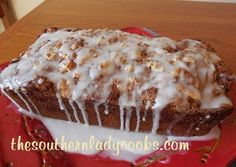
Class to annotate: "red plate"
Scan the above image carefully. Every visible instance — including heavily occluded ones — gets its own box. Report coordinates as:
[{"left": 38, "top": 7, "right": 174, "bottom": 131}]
[{"left": 0, "top": 28, "right": 235, "bottom": 167}]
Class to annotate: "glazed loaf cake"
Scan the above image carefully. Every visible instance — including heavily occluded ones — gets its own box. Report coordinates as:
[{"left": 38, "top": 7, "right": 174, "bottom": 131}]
[{"left": 0, "top": 28, "right": 233, "bottom": 136}]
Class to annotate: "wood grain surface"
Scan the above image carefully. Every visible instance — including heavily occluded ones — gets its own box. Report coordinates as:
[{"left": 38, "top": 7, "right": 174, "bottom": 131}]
[{"left": 0, "top": 0, "right": 235, "bottom": 72}]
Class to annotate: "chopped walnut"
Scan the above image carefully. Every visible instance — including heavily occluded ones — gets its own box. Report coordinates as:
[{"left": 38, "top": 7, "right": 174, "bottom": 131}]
[
  {"left": 138, "top": 42, "right": 149, "bottom": 49},
  {"left": 100, "top": 61, "right": 111, "bottom": 69},
  {"left": 71, "top": 53, "right": 77, "bottom": 60},
  {"left": 79, "top": 54, "right": 91, "bottom": 65},
  {"left": 141, "top": 87, "right": 158, "bottom": 106},
  {"left": 183, "top": 56, "right": 195, "bottom": 64},
  {"left": 177, "top": 84, "right": 185, "bottom": 91},
  {"left": 44, "top": 27, "right": 58, "bottom": 33},
  {"left": 147, "top": 61, "right": 164, "bottom": 72},
  {"left": 128, "top": 77, "right": 137, "bottom": 83},
  {"left": 89, "top": 48, "right": 98, "bottom": 58},
  {"left": 59, "top": 79, "right": 71, "bottom": 98},
  {"left": 73, "top": 72, "right": 81, "bottom": 83},
  {"left": 164, "top": 46, "right": 177, "bottom": 53},
  {"left": 127, "top": 77, "right": 136, "bottom": 99},
  {"left": 59, "top": 60, "right": 76, "bottom": 73},
  {"left": 96, "top": 36, "right": 107, "bottom": 46},
  {"left": 193, "top": 79, "right": 200, "bottom": 89},
  {"left": 59, "top": 52, "right": 68, "bottom": 59},
  {"left": 70, "top": 43, "right": 78, "bottom": 50},
  {"left": 70, "top": 39, "right": 84, "bottom": 50},
  {"left": 120, "top": 43, "right": 128, "bottom": 48},
  {"left": 173, "top": 55, "right": 182, "bottom": 62},
  {"left": 185, "top": 90, "right": 200, "bottom": 100},
  {"left": 66, "top": 60, "right": 76, "bottom": 70},
  {"left": 78, "top": 48, "right": 98, "bottom": 65},
  {"left": 119, "top": 55, "right": 128, "bottom": 64},
  {"left": 45, "top": 52, "right": 57, "bottom": 61},
  {"left": 178, "top": 84, "right": 200, "bottom": 100},
  {"left": 125, "top": 64, "right": 134, "bottom": 72},
  {"left": 136, "top": 49, "right": 148, "bottom": 61},
  {"left": 108, "top": 35, "right": 119, "bottom": 44},
  {"left": 171, "top": 68, "right": 181, "bottom": 78},
  {"left": 55, "top": 41, "right": 62, "bottom": 49}
]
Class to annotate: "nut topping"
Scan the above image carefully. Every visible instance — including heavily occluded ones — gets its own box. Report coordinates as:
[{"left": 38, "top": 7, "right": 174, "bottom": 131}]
[
  {"left": 136, "top": 49, "right": 148, "bottom": 62},
  {"left": 71, "top": 53, "right": 77, "bottom": 60},
  {"left": 59, "top": 79, "right": 71, "bottom": 98},
  {"left": 173, "top": 55, "right": 182, "bottom": 62},
  {"left": 45, "top": 52, "right": 57, "bottom": 61},
  {"left": 96, "top": 36, "right": 107, "bottom": 46},
  {"left": 59, "top": 60, "right": 76, "bottom": 73},
  {"left": 183, "top": 56, "right": 195, "bottom": 64},
  {"left": 125, "top": 64, "right": 134, "bottom": 72},
  {"left": 171, "top": 68, "right": 181, "bottom": 78},
  {"left": 70, "top": 39, "right": 84, "bottom": 50},
  {"left": 120, "top": 42, "right": 128, "bottom": 48},
  {"left": 147, "top": 61, "right": 164, "bottom": 72},
  {"left": 73, "top": 72, "right": 81, "bottom": 83},
  {"left": 59, "top": 52, "right": 68, "bottom": 59},
  {"left": 185, "top": 90, "right": 201, "bottom": 100},
  {"left": 100, "top": 61, "right": 111, "bottom": 69},
  {"left": 108, "top": 35, "right": 119, "bottom": 44},
  {"left": 55, "top": 41, "right": 62, "bottom": 49},
  {"left": 119, "top": 55, "right": 128, "bottom": 64}
]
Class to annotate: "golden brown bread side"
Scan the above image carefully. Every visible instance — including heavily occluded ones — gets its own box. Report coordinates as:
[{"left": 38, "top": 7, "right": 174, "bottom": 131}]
[{"left": 2, "top": 68, "right": 233, "bottom": 136}]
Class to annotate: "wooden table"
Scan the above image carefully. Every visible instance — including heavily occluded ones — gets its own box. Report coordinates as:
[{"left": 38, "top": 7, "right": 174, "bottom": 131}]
[{"left": 0, "top": 0, "right": 235, "bottom": 72}]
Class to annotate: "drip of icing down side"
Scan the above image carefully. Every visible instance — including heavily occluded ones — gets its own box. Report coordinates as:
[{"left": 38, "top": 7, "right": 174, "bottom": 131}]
[
  {"left": 75, "top": 101, "right": 89, "bottom": 125},
  {"left": 69, "top": 99, "right": 81, "bottom": 123},
  {"left": 94, "top": 102, "right": 102, "bottom": 127},
  {"left": 56, "top": 92, "right": 72, "bottom": 121}
]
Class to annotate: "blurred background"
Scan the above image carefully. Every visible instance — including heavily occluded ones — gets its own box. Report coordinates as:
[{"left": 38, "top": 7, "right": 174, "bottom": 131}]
[
  {"left": 0, "top": 0, "right": 236, "bottom": 34},
  {"left": 0, "top": 0, "right": 44, "bottom": 33}
]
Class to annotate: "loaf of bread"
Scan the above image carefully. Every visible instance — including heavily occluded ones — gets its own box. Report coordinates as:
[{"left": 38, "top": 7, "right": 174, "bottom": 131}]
[{"left": 0, "top": 28, "right": 233, "bottom": 136}]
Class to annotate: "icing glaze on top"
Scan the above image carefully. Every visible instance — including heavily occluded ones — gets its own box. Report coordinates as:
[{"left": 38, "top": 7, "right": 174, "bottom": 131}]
[{"left": 0, "top": 28, "right": 232, "bottom": 133}]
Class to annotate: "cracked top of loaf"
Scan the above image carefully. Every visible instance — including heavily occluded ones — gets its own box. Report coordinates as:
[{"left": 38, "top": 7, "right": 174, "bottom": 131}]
[{"left": 0, "top": 28, "right": 233, "bottom": 117}]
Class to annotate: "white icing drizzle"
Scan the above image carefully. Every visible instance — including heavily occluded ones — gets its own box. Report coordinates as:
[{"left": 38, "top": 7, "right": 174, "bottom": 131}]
[
  {"left": 94, "top": 103, "right": 102, "bottom": 127},
  {"left": 0, "top": 28, "right": 233, "bottom": 135},
  {"left": 15, "top": 89, "right": 34, "bottom": 113},
  {"left": 0, "top": 88, "right": 22, "bottom": 109},
  {"left": 125, "top": 107, "right": 132, "bottom": 131},
  {"left": 135, "top": 105, "right": 141, "bottom": 132},
  {"left": 145, "top": 101, "right": 151, "bottom": 110},
  {"left": 55, "top": 92, "right": 72, "bottom": 121},
  {"left": 152, "top": 85, "right": 177, "bottom": 134},
  {"left": 201, "top": 83, "right": 232, "bottom": 108},
  {"left": 119, "top": 105, "right": 125, "bottom": 130},
  {"left": 69, "top": 99, "right": 81, "bottom": 123},
  {"left": 142, "top": 110, "right": 147, "bottom": 122},
  {"left": 75, "top": 101, "right": 89, "bottom": 125}
]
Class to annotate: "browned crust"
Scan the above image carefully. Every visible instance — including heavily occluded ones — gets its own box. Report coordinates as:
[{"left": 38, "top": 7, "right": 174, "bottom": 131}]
[{"left": 2, "top": 77, "right": 233, "bottom": 136}]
